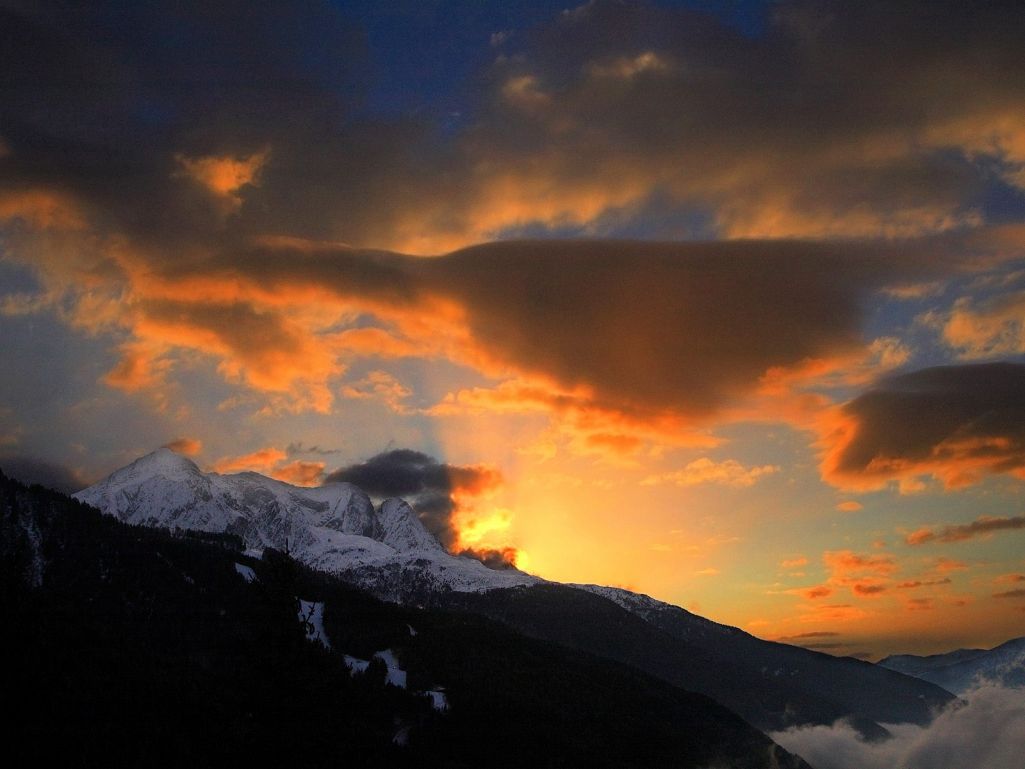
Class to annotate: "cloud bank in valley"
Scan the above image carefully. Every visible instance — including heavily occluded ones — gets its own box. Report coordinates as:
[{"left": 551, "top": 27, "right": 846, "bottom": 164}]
[{"left": 772, "top": 685, "right": 1025, "bottom": 769}]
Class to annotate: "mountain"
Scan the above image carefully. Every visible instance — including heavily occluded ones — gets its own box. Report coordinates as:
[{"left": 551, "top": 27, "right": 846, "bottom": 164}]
[
  {"left": 73, "top": 448, "right": 538, "bottom": 600},
  {"left": 879, "top": 637, "right": 1025, "bottom": 693},
  {"left": 3, "top": 470, "right": 812, "bottom": 769},
  {"left": 439, "top": 583, "right": 955, "bottom": 737},
  {"left": 73, "top": 450, "right": 956, "bottom": 736}
]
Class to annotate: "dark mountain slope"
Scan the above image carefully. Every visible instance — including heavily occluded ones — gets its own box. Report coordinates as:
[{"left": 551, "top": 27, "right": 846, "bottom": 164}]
[
  {"left": 440, "top": 584, "right": 955, "bottom": 736},
  {"left": 1, "top": 472, "right": 811, "bottom": 769}
]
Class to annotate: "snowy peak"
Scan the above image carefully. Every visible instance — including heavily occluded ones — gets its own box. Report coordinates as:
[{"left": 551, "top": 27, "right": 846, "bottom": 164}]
[
  {"left": 75, "top": 457, "right": 430, "bottom": 553},
  {"left": 310, "top": 482, "right": 381, "bottom": 539},
  {"left": 118, "top": 447, "right": 204, "bottom": 481},
  {"left": 73, "top": 450, "right": 539, "bottom": 598},
  {"left": 378, "top": 498, "right": 443, "bottom": 553},
  {"left": 75, "top": 448, "right": 226, "bottom": 532}
]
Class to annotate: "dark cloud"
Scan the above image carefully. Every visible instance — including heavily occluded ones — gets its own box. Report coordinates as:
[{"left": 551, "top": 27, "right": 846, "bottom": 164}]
[
  {"left": 0, "top": 0, "right": 390, "bottom": 247},
  {"left": 853, "top": 584, "right": 886, "bottom": 596},
  {"left": 801, "top": 643, "right": 846, "bottom": 650},
  {"left": 4, "top": 0, "right": 1025, "bottom": 256},
  {"left": 444, "top": 0, "right": 1025, "bottom": 243},
  {"left": 827, "top": 363, "right": 1025, "bottom": 489},
  {"left": 0, "top": 455, "right": 86, "bottom": 494},
  {"left": 778, "top": 632, "right": 841, "bottom": 641},
  {"left": 162, "top": 234, "right": 981, "bottom": 422},
  {"left": 325, "top": 449, "right": 501, "bottom": 549},
  {"left": 896, "top": 578, "right": 952, "bottom": 588},
  {"left": 777, "top": 631, "right": 848, "bottom": 652},
  {"left": 327, "top": 449, "right": 459, "bottom": 496},
  {"left": 285, "top": 442, "right": 341, "bottom": 456},
  {"left": 907, "top": 515, "right": 1025, "bottom": 546},
  {"left": 423, "top": 238, "right": 937, "bottom": 416},
  {"left": 457, "top": 547, "right": 519, "bottom": 571},
  {"left": 993, "top": 589, "right": 1025, "bottom": 599}
]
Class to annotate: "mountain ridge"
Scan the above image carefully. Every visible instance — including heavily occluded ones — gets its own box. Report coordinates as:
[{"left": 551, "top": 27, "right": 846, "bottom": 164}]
[{"left": 879, "top": 636, "right": 1025, "bottom": 693}]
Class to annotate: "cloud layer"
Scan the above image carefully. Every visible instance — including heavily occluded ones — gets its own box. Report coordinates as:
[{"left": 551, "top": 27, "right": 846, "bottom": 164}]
[
  {"left": 772, "top": 685, "right": 1025, "bottom": 769},
  {"left": 3, "top": 0, "right": 1025, "bottom": 452}
]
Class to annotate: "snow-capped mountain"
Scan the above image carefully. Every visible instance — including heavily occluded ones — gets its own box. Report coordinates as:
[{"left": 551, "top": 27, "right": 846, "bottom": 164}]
[
  {"left": 73, "top": 448, "right": 538, "bottom": 600},
  {"left": 65, "top": 449, "right": 955, "bottom": 737},
  {"left": 879, "top": 636, "right": 1025, "bottom": 693}
]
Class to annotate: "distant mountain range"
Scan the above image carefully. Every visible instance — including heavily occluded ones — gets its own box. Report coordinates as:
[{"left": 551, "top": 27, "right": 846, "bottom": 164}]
[
  {"left": 879, "top": 637, "right": 1025, "bottom": 693},
  {"left": 67, "top": 449, "right": 956, "bottom": 739}
]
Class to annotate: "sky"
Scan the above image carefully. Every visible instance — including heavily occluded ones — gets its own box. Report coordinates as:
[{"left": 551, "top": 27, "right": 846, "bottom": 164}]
[{"left": 2, "top": 0, "right": 1025, "bottom": 658}]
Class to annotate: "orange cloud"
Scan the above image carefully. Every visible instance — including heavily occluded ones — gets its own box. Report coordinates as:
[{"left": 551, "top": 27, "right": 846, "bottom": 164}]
[
  {"left": 905, "top": 597, "right": 934, "bottom": 611},
  {"left": 836, "top": 501, "right": 863, "bottom": 512},
  {"left": 642, "top": 458, "right": 778, "bottom": 488},
  {"left": 340, "top": 370, "right": 412, "bottom": 413},
  {"left": 210, "top": 447, "right": 323, "bottom": 486},
  {"left": 790, "top": 550, "right": 902, "bottom": 604},
  {"left": 103, "top": 341, "right": 173, "bottom": 394},
  {"left": 128, "top": 299, "right": 343, "bottom": 412},
  {"left": 429, "top": 376, "right": 722, "bottom": 460},
  {"left": 798, "top": 603, "right": 868, "bottom": 624},
  {"left": 781, "top": 557, "right": 809, "bottom": 569},
  {"left": 212, "top": 447, "right": 287, "bottom": 475},
  {"left": 163, "top": 437, "right": 203, "bottom": 457},
  {"left": 175, "top": 149, "right": 269, "bottom": 211},
  {"left": 0, "top": 188, "right": 85, "bottom": 229},
  {"left": 271, "top": 460, "right": 326, "bottom": 487},
  {"left": 823, "top": 551, "right": 898, "bottom": 579},
  {"left": 995, "top": 573, "right": 1025, "bottom": 584},
  {"left": 933, "top": 557, "right": 969, "bottom": 573}
]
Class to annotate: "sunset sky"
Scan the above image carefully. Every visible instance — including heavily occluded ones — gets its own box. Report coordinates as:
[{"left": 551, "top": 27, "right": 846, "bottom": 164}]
[{"left": 3, "top": 0, "right": 1025, "bottom": 658}]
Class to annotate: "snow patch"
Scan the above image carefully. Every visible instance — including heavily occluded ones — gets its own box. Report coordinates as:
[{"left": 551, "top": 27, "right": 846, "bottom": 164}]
[
  {"left": 344, "top": 655, "right": 370, "bottom": 674},
  {"left": 234, "top": 562, "right": 257, "bottom": 583},
  {"left": 425, "top": 689, "right": 448, "bottom": 712},
  {"left": 374, "top": 649, "right": 407, "bottom": 688}
]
